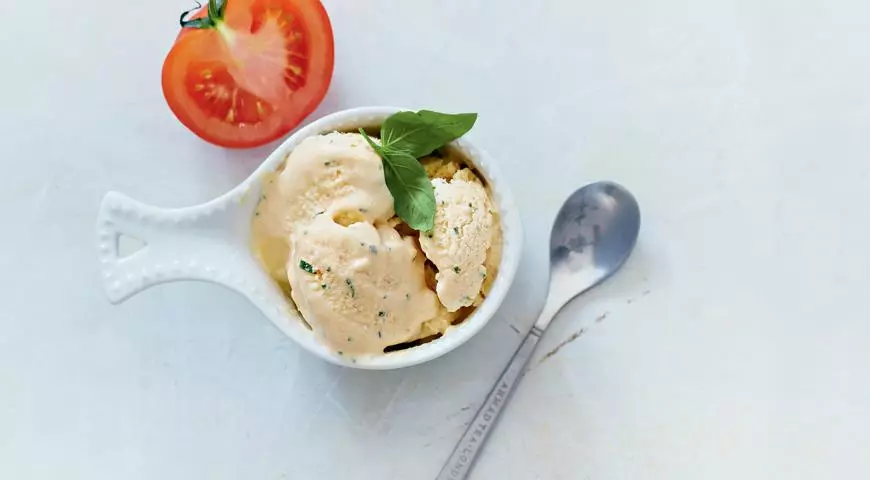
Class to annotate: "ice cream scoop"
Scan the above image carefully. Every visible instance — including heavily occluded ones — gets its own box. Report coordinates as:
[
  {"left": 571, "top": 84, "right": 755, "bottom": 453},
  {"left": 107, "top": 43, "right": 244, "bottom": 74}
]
[
  {"left": 251, "top": 132, "right": 394, "bottom": 284},
  {"left": 287, "top": 215, "right": 441, "bottom": 355},
  {"left": 419, "top": 169, "right": 494, "bottom": 312}
]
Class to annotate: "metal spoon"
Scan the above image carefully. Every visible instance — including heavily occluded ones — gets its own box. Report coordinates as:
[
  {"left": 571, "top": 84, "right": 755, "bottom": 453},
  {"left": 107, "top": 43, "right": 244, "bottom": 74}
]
[{"left": 436, "top": 181, "right": 641, "bottom": 480}]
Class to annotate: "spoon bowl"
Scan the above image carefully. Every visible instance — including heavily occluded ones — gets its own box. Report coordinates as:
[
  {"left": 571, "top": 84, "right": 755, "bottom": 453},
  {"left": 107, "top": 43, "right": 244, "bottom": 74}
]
[{"left": 540, "top": 181, "right": 641, "bottom": 330}]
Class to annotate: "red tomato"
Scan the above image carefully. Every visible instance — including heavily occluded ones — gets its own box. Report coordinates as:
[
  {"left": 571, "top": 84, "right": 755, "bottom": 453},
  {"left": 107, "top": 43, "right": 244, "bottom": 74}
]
[{"left": 162, "top": 0, "right": 334, "bottom": 148}]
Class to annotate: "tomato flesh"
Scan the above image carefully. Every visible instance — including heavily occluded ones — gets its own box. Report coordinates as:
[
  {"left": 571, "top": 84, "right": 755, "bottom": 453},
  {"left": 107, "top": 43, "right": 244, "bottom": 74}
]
[
  {"left": 162, "top": 0, "right": 334, "bottom": 148},
  {"left": 185, "top": 62, "right": 276, "bottom": 125}
]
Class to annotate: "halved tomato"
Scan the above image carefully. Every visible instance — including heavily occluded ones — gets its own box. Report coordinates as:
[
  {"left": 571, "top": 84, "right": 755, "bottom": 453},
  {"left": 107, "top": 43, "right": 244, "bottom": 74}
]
[{"left": 162, "top": 0, "right": 334, "bottom": 148}]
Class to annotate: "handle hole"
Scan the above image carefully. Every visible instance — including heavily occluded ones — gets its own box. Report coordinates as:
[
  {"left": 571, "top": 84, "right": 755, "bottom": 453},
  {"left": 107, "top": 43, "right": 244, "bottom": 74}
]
[{"left": 116, "top": 233, "right": 147, "bottom": 258}]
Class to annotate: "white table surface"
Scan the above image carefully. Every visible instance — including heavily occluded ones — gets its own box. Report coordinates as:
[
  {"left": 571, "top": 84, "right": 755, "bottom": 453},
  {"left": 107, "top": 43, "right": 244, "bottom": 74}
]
[{"left": 2, "top": 0, "right": 869, "bottom": 478}]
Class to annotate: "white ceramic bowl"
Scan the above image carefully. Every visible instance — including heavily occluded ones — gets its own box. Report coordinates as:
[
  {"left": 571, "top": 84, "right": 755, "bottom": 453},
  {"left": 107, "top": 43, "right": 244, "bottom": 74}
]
[{"left": 96, "top": 106, "right": 522, "bottom": 370}]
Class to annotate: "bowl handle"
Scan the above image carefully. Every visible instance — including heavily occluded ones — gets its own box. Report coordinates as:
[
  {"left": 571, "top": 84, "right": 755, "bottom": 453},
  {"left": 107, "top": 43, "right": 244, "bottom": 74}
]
[{"left": 95, "top": 191, "right": 254, "bottom": 304}]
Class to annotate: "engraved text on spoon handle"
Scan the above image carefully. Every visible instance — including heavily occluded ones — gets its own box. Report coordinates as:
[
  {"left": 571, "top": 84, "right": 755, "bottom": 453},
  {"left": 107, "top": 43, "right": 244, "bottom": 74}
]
[{"left": 435, "top": 327, "right": 542, "bottom": 480}]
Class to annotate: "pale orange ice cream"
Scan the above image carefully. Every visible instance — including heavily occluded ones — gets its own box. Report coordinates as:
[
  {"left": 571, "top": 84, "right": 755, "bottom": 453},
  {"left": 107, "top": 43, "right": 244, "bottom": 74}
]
[
  {"left": 251, "top": 132, "right": 393, "bottom": 287},
  {"left": 252, "top": 133, "right": 501, "bottom": 356},
  {"left": 418, "top": 169, "right": 494, "bottom": 311},
  {"left": 287, "top": 215, "right": 441, "bottom": 355}
]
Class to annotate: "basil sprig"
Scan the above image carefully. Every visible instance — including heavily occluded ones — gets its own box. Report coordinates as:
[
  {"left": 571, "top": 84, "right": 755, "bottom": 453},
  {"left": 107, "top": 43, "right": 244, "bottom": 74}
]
[{"left": 360, "top": 110, "right": 477, "bottom": 231}]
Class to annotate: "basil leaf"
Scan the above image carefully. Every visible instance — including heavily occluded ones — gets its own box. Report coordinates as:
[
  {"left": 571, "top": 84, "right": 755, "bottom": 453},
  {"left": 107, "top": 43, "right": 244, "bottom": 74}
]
[
  {"left": 381, "top": 150, "right": 436, "bottom": 231},
  {"left": 360, "top": 129, "right": 435, "bottom": 230},
  {"left": 381, "top": 110, "right": 477, "bottom": 157}
]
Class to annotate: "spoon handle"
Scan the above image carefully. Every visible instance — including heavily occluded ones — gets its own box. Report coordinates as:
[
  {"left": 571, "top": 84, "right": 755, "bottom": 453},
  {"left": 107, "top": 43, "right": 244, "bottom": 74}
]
[{"left": 435, "top": 327, "right": 543, "bottom": 480}]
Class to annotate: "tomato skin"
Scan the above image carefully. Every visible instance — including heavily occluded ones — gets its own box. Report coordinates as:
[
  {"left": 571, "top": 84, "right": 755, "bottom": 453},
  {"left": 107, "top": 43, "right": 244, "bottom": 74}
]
[{"left": 162, "top": 0, "right": 334, "bottom": 148}]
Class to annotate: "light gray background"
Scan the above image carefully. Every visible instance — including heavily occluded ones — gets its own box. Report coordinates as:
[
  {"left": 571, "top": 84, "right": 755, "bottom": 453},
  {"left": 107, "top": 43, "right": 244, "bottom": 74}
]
[{"left": 2, "top": 0, "right": 869, "bottom": 478}]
